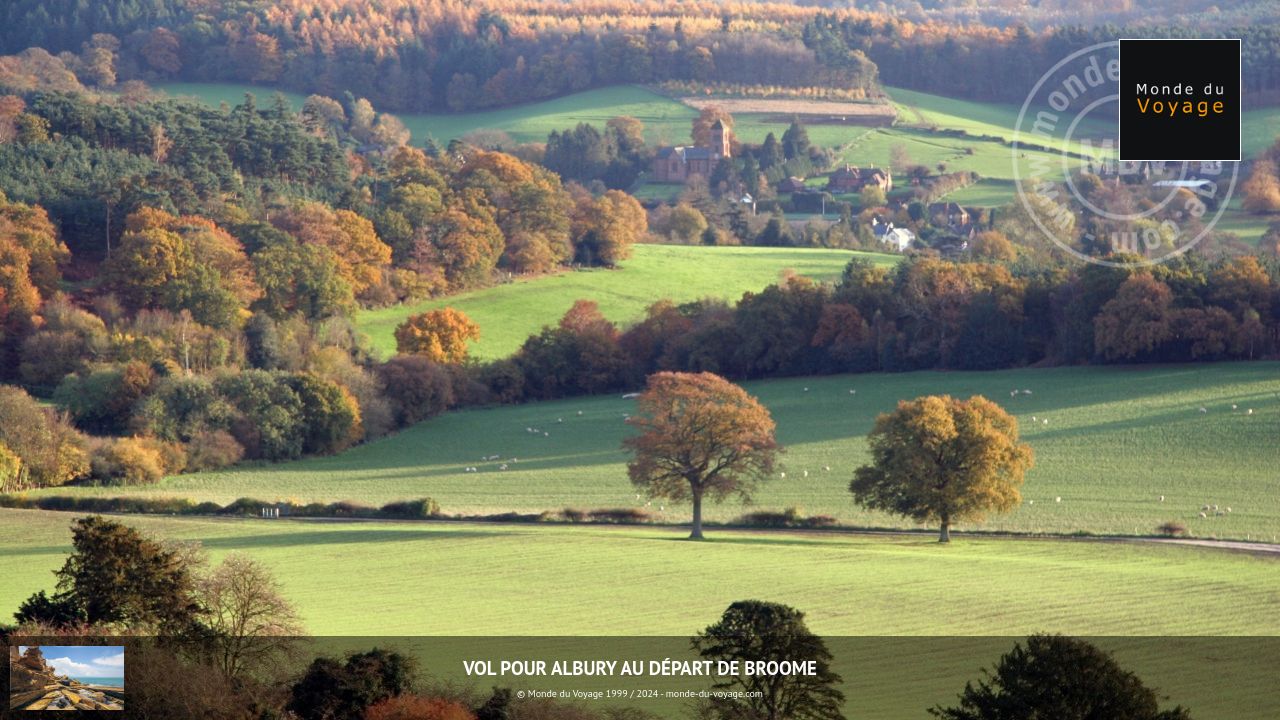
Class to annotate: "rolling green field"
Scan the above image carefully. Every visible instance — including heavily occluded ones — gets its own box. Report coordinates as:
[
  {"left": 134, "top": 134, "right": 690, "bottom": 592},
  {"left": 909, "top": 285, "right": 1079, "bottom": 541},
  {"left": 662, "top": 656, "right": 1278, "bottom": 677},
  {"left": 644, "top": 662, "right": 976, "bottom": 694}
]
[
  {"left": 24, "top": 363, "right": 1279, "bottom": 542},
  {"left": 355, "top": 245, "right": 887, "bottom": 359},
  {"left": 3, "top": 509, "right": 1277, "bottom": 637}
]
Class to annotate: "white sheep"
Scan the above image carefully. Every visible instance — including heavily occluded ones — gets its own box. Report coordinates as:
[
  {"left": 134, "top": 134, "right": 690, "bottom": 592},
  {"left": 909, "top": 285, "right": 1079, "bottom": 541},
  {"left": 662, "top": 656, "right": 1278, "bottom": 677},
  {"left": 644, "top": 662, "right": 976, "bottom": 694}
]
[
  {"left": 1027, "top": 500, "right": 1034, "bottom": 505},
  {"left": 1199, "top": 511, "right": 1208, "bottom": 518},
  {"left": 1055, "top": 497, "right": 1061, "bottom": 503},
  {"left": 557, "top": 417, "right": 563, "bottom": 423},
  {"left": 543, "top": 432, "right": 550, "bottom": 437},
  {"left": 823, "top": 466, "right": 831, "bottom": 472},
  {"left": 849, "top": 389, "right": 856, "bottom": 394},
  {"left": 779, "top": 472, "right": 786, "bottom": 478},
  {"left": 1159, "top": 495, "right": 1165, "bottom": 502},
  {"left": 1232, "top": 404, "right": 1238, "bottom": 410},
  {"left": 1199, "top": 407, "right": 1207, "bottom": 413},
  {"left": 802, "top": 470, "right": 809, "bottom": 478},
  {"left": 1247, "top": 408, "right": 1254, "bottom": 415},
  {"left": 577, "top": 410, "right": 583, "bottom": 416},
  {"left": 803, "top": 387, "right": 809, "bottom": 392},
  {"left": 1226, "top": 507, "right": 1232, "bottom": 513},
  {"left": 1042, "top": 419, "right": 1048, "bottom": 425}
]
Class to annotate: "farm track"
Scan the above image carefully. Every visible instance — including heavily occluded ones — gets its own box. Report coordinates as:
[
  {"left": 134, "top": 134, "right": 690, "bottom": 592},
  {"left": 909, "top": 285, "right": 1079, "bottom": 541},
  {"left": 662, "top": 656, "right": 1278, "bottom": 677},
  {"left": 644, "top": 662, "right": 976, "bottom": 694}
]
[{"left": 214, "top": 514, "right": 1280, "bottom": 556}]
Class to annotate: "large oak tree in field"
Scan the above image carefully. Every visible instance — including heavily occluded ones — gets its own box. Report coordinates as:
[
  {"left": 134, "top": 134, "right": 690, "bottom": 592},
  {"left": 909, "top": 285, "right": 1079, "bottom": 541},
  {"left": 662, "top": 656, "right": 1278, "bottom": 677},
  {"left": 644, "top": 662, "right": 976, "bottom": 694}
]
[
  {"left": 851, "top": 395, "right": 1032, "bottom": 542},
  {"left": 623, "top": 372, "right": 779, "bottom": 540}
]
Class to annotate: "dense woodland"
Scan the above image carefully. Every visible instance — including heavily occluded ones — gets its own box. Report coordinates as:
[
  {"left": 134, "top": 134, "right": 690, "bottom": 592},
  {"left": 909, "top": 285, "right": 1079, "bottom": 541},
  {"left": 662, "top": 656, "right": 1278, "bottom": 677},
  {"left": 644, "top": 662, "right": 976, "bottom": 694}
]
[{"left": 0, "top": 0, "right": 1276, "bottom": 112}]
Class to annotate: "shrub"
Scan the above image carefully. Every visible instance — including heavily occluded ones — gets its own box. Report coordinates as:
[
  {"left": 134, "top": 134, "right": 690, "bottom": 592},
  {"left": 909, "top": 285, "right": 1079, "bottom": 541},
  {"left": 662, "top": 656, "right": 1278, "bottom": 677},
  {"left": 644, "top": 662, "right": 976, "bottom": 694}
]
[
  {"left": 560, "top": 507, "right": 588, "bottom": 522},
  {"left": 0, "top": 384, "right": 89, "bottom": 488},
  {"left": 377, "top": 355, "right": 455, "bottom": 426},
  {"left": 587, "top": 508, "right": 654, "bottom": 523},
  {"left": 365, "top": 695, "right": 476, "bottom": 720},
  {"left": 379, "top": 498, "right": 440, "bottom": 518},
  {"left": 1157, "top": 521, "right": 1189, "bottom": 537},
  {"left": 185, "top": 430, "right": 245, "bottom": 472},
  {"left": 89, "top": 437, "right": 166, "bottom": 486},
  {"left": 735, "top": 507, "right": 836, "bottom": 529}
]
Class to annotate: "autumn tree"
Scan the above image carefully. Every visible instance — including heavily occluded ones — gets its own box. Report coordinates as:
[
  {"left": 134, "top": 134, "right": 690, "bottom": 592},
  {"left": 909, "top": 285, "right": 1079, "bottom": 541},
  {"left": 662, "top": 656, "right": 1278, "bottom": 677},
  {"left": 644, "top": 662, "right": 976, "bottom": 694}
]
[
  {"left": 623, "top": 371, "right": 780, "bottom": 540},
  {"left": 1093, "top": 273, "right": 1174, "bottom": 361},
  {"left": 573, "top": 189, "right": 645, "bottom": 266},
  {"left": 694, "top": 601, "right": 845, "bottom": 720},
  {"left": 851, "top": 395, "right": 1032, "bottom": 542},
  {"left": 930, "top": 635, "right": 1192, "bottom": 720},
  {"left": 969, "top": 230, "right": 1016, "bottom": 262},
  {"left": 270, "top": 202, "right": 392, "bottom": 301},
  {"left": 198, "top": 553, "right": 303, "bottom": 680},
  {"left": 394, "top": 308, "right": 480, "bottom": 364},
  {"left": 1240, "top": 159, "right": 1280, "bottom": 214},
  {"left": 692, "top": 106, "right": 734, "bottom": 148}
]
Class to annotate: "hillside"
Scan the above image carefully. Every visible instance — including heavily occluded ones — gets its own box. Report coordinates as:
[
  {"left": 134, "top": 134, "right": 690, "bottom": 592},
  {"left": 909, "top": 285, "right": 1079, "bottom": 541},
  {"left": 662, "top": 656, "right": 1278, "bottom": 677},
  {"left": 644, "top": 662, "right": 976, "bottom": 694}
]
[
  {"left": 355, "top": 245, "right": 888, "bottom": 358},
  {"left": 27, "top": 362, "right": 1279, "bottom": 541}
]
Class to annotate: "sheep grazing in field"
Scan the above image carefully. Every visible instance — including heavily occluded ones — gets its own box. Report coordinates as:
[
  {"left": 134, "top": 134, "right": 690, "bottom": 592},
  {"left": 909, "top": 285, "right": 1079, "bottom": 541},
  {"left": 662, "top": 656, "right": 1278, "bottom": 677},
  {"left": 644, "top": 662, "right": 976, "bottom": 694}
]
[
  {"left": 1042, "top": 419, "right": 1048, "bottom": 425},
  {"left": 543, "top": 431, "right": 550, "bottom": 437},
  {"left": 1010, "top": 390, "right": 1018, "bottom": 398},
  {"left": 1226, "top": 507, "right": 1232, "bottom": 513},
  {"left": 779, "top": 472, "right": 786, "bottom": 478},
  {"left": 577, "top": 410, "right": 583, "bottom": 416},
  {"left": 1247, "top": 408, "right": 1254, "bottom": 415},
  {"left": 1213, "top": 504, "right": 1219, "bottom": 511},
  {"left": 1023, "top": 389, "right": 1033, "bottom": 395},
  {"left": 499, "top": 464, "right": 508, "bottom": 471},
  {"left": 1028, "top": 500, "right": 1034, "bottom": 505},
  {"left": 1232, "top": 404, "right": 1238, "bottom": 410},
  {"left": 1055, "top": 497, "right": 1061, "bottom": 503},
  {"left": 849, "top": 389, "right": 857, "bottom": 394},
  {"left": 1215, "top": 510, "right": 1225, "bottom": 516},
  {"left": 622, "top": 392, "right": 640, "bottom": 399},
  {"left": 1199, "top": 511, "right": 1208, "bottom": 518},
  {"left": 557, "top": 417, "right": 563, "bottom": 423},
  {"left": 1159, "top": 495, "right": 1165, "bottom": 502},
  {"left": 823, "top": 466, "right": 831, "bottom": 472},
  {"left": 1199, "top": 407, "right": 1207, "bottom": 413},
  {"left": 1201, "top": 504, "right": 1210, "bottom": 511},
  {"left": 803, "top": 387, "right": 810, "bottom": 392},
  {"left": 802, "top": 470, "right": 809, "bottom": 478},
  {"left": 1031, "top": 415, "right": 1037, "bottom": 422}
]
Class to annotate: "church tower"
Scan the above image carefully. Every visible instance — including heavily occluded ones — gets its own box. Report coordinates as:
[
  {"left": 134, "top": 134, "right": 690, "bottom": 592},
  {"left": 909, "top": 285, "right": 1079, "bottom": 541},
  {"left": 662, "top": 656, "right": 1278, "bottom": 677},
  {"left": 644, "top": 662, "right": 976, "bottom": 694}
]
[{"left": 710, "top": 119, "right": 731, "bottom": 158}]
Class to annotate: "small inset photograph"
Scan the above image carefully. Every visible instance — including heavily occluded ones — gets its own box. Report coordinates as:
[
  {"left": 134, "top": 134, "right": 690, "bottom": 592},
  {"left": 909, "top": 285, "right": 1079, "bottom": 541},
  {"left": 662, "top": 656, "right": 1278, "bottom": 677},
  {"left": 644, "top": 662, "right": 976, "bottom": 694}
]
[{"left": 8, "top": 645, "right": 125, "bottom": 711}]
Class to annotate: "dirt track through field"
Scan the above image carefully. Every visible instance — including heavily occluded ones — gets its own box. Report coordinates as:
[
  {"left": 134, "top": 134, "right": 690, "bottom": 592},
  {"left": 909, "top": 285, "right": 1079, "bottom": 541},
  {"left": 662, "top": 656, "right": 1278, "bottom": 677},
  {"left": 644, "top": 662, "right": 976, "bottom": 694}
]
[{"left": 259, "top": 515, "right": 1280, "bottom": 556}]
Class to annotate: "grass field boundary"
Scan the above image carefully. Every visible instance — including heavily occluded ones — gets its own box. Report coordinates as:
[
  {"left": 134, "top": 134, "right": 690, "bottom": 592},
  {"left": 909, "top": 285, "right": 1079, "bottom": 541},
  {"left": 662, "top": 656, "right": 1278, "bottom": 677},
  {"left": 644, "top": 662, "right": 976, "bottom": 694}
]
[{"left": 6, "top": 501, "right": 1277, "bottom": 552}]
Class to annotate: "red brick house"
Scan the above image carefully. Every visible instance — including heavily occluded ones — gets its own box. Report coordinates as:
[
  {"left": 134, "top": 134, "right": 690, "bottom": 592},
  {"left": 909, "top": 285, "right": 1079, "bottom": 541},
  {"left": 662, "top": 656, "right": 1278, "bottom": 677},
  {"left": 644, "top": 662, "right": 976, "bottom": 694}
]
[{"left": 826, "top": 164, "right": 892, "bottom": 194}]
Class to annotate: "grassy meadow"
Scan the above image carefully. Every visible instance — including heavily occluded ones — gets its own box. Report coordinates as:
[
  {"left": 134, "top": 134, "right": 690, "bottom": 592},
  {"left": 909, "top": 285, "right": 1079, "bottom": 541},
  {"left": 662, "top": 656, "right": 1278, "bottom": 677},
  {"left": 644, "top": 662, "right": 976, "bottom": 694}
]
[
  {"left": 355, "top": 245, "right": 888, "bottom": 359},
  {"left": 23, "top": 363, "right": 1280, "bottom": 542},
  {"left": 3, "top": 509, "right": 1277, "bottom": 638}
]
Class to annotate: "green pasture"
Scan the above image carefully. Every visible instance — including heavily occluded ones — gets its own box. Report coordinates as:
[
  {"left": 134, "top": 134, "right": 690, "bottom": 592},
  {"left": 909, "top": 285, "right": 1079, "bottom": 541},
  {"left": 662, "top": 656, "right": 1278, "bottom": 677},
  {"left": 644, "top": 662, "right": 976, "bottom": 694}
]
[
  {"left": 355, "top": 245, "right": 886, "bottom": 359},
  {"left": 22, "top": 363, "right": 1280, "bottom": 542},
  {"left": 3, "top": 509, "right": 1277, "bottom": 638}
]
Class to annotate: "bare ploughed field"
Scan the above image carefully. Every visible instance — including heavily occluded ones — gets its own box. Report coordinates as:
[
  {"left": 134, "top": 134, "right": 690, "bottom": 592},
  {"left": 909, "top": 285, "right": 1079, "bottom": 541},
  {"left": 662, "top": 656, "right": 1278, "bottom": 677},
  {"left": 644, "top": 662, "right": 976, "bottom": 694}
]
[{"left": 681, "top": 96, "right": 898, "bottom": 125}]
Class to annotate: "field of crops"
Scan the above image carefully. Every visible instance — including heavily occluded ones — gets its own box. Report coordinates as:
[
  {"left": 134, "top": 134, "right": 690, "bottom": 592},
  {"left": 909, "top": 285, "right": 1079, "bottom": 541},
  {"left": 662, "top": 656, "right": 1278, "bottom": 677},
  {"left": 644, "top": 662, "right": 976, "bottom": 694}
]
[
  {"left": 355, "top": 245, "right": 888, "bottom": 359},
  {"left": 22, "top": 363, "right": 1279, "bottom": 542}
]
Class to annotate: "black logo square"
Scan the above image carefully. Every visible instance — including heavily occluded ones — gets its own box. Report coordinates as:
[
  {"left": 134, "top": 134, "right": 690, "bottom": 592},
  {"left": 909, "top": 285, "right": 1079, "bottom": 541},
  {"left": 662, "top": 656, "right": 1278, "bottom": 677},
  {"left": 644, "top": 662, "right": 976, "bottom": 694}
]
[{"left": 1119, "top": 38, "right": 1240, "bottom": 161}]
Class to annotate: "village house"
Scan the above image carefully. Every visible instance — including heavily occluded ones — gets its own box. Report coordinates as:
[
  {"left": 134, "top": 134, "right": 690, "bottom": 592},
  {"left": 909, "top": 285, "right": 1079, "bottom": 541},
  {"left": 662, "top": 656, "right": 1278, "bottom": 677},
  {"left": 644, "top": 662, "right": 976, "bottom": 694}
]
[
  {"left": 826, "top": 165, "right": 892, "bottom": 194},
  {"left": 651, "top": 120, "right": 731, "bottom": 183},
  {"left": 777, "top": 176, "right": 808, "bottom": 193},
  {"left": 871, "top": 217, "right": 915, "bottom": 252}
]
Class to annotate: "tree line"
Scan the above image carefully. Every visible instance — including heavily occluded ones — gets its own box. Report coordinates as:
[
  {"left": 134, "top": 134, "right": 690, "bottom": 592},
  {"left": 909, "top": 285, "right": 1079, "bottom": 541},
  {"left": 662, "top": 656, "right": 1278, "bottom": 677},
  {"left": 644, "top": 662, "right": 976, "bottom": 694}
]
[{"left": 2, "top": 1, "right": 1275, "bottom": 113}]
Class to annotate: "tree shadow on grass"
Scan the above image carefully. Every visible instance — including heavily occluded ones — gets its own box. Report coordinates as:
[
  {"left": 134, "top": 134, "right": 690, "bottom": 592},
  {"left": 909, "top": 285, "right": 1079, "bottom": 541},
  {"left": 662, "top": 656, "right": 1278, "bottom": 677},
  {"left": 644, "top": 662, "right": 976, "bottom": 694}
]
[{"left": 196, "top": 528, "right": 506, "bottom": 551}]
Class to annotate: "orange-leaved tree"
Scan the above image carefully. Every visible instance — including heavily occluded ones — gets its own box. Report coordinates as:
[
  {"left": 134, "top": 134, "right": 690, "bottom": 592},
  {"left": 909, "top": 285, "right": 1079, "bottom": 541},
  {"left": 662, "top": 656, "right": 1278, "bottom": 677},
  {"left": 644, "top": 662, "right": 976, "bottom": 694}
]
[
  {"left": 394, "top": 308, "right": 480, "bottom": 364},
  {"left": 851, "top": 395, "right": 1033, "bottom": 542},
  {"left": 623, "top": 371, "right": 780, "bottom": 540}
]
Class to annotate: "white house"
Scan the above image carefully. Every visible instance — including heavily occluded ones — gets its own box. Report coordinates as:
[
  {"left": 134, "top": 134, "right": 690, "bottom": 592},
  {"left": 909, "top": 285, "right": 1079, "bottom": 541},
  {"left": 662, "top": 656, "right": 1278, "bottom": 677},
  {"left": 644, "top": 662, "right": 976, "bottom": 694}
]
[{"left": 871, "top": 218, "right": 914, "bottom": 252}]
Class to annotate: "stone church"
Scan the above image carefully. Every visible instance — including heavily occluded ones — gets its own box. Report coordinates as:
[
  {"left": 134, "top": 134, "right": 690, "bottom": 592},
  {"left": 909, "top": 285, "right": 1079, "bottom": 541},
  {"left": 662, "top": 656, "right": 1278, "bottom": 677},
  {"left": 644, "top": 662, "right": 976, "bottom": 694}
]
[{"left": 651, "top": 119, "right": 731, "bottom": 183}]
